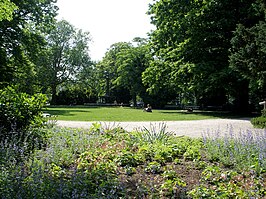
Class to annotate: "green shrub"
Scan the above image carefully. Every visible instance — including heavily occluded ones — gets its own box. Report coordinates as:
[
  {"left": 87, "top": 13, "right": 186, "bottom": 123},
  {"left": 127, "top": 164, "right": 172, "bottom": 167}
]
[
  {"left": 251, "top": 115, "right": 266, "bottom": 129},
  {"left": 262, "top": 109, "right": 266, "bottom": 117},
  {"left": 251, "top": 116, "right": 266, "bottom": 128},
  {"left": 153, "top": 144, "right": 173, "bottom": 163},
  {"left": 0, "top": 86, "right": 47, "bottom": 144},
  {"left": 115, "top": 151, "right": 143, "bottom": 167},
  {"left": 160, "top": 178, "right": 187, "bottom": 197}
]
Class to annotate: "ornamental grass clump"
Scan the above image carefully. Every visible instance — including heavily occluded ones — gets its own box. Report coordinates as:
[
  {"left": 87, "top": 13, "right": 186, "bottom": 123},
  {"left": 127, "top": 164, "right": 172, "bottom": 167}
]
[{"left": 136, "top": 122, "right": 173, "bottom": 144}]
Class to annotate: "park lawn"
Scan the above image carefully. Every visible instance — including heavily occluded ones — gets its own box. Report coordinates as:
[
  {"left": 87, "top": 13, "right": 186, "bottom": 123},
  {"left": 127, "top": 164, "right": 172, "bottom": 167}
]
[{"left": 44, "top": 106, "right": 231, "bottom": 121}]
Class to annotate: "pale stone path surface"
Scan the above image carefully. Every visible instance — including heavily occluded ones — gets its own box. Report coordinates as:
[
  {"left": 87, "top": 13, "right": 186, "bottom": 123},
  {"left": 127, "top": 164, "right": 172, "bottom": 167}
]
[{"left": 56, "top": 118, "right": 265, "bottom": 137}]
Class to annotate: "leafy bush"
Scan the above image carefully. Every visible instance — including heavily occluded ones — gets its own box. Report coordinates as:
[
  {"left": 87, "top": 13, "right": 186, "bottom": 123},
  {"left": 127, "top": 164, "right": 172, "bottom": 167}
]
[
  {"left": 160, "top": 178, "right": 187, "bottom": 197},
  {"left": 262, "top": 109, "right": 266, "bottom": 117},
  {"left": 0, "top": 86, "right": 47, "bottom": 145},
  {"left": 153, "top": 143, "right": 174, "bottom": 163},
  {"left": 115, "top": 151, "right": 143, "bottom": 167},
  {"left": 251, "top": 109, "right": 266, "bottom": 128},
  {"left": 251, "top": 116, "right": 266, "bottom": 128},
  {"left": 56, "top": 86, "right": 98, "bottom": 105}
]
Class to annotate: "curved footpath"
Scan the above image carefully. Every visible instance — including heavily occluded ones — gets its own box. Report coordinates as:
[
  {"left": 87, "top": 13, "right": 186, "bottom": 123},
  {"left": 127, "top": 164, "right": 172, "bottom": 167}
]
[{"left": 56, "top": 118, "right": 265, "bottom": 137}]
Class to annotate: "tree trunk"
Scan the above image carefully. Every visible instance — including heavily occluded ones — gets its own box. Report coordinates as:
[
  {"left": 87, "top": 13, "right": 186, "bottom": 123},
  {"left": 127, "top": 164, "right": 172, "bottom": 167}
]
[
  {"left": 233, "top": 80, "right": 250, "bottom": 113},
  {"left": 51, "top": 84, "right": 57, "bottom": 105},
  {"left": 132, "top": 92, "right": 137, "bottom": 107}
]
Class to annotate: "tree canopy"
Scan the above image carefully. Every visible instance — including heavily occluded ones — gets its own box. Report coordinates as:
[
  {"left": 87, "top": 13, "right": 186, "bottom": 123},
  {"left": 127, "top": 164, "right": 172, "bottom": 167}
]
[
  {"left": 230, "top": 1, "right": 266, "bottom": 102},
  {"left": 143, "top": 0, "right": 266, "bottom": 111},
  {"left": 0, "top": 0, "right": 265, "bottom": 111},
  {"left": 36, "top": 20, "right": 92, "bottom": 104},
  {"left": 0, "top": 0, "right": 58, "bottom": 89},
  {"left": 0, "top": 0, "right": 18, "bottom": 21}
]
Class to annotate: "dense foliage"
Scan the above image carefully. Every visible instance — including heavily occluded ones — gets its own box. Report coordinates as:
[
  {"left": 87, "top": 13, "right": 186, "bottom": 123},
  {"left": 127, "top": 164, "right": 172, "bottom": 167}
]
[
  {"left": 96, "top": 42, "right": 133, "bottom": 104},
  {"left": 1, "top": 0, "right": 265, "bottom": 110},
  {"left": 0, "top": 86, "right": 47, "bottom": 147},
  {"left": 251, "top": 109, "right": 266, "bottom": 128},
  {"left": 0, "top": 0, "right": 58, "bottom": 91},
  {"left": 0, "top": 0, "right": 18, "bottom": 21},
  {"left": 0, "top": 123, "right": 265, "bottom": 198},
  {"left": 97, "top": 39, "right": 177, "bottom": 107},
  {"left": 36, "top": 20, "right": 92, "bottom": 104},
  {"left": 144, "top": 0, "right": 266, "bottom": 111},
  {"left": 114, "top": 38, "right": 151, "bottom": 106},
  {"left": 55, "top": 83, "right": 98, "bottom": 105}
]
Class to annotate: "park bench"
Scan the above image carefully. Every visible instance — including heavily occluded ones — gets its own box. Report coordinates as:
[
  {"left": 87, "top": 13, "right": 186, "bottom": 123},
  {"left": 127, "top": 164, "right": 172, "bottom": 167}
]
[{"left": 184, "top": 105, "right": 200, "bottom": 112}]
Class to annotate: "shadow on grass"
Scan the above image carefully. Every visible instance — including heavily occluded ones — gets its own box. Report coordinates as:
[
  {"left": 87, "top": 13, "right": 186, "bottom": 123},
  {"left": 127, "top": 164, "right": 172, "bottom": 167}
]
[
  {"left": 160, "top": 110, "right": 258, "bottom": 119},
  {"left": 46, "top": 105, "right": 101, "bottom": 109},
  {"left": 44, "top": 109, "right": 91, "bottom": 116}
]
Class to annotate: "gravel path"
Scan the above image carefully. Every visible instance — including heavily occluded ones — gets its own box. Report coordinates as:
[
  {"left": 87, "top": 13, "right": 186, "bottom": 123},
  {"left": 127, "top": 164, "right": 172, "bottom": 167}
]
[{"left": 56, "top": 118, "right": 265, "bottom": 137}]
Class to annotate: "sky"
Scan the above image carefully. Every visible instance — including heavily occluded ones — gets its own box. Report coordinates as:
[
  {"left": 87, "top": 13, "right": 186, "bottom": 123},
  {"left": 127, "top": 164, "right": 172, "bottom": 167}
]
[{"left": 56, "top": 0, "right": 155, "bottom": 61}]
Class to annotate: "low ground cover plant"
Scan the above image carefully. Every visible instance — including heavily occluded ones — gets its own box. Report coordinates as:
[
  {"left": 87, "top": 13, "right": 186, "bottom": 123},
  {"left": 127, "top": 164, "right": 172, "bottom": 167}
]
[{"left": 0, "top": 123, "right": 265, "bottom": 198}]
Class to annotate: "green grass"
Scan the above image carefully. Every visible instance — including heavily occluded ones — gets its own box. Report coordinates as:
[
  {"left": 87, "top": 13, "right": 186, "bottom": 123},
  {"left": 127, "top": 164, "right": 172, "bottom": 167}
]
[{"left": 44, "top": 106, "right": 242, "bottom": 121}]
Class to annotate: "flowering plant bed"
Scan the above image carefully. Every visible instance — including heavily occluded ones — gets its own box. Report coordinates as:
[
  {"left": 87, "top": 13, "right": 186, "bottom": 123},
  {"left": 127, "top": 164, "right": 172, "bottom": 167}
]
[{"left": 1, "top": 123, "right": 265, "bottom": 198}]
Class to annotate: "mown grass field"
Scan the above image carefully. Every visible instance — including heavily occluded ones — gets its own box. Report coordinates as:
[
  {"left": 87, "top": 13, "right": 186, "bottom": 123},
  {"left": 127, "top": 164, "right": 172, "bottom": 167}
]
[{"left": 44, "top": 106, "right": 241, "bottom": 121}]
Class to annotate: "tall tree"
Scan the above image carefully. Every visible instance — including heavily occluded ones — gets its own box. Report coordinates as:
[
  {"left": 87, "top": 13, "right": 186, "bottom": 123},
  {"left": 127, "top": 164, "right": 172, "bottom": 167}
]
[
  {"left": 114, "top": 38, "right": 151, "bottom": 106},
  {"left": 0, "top": 0, "right": 58, "bottom": 89},
  {"left": 230, "top": 0, "right": 266, "bottom": 107},
  {"left": 96, "top": 42, "right": 132, "bottom": 103},
  {"left": 144, "top": 0, "right": 208, "bottom": 106},
  {"left": 36, "top": 20, "right": 92, "bottom": 104},
  {"left": 76, "top": 61, "right": 99, "bottom": 102},
  {"left": 145, "top": 0, "right": 264, "bottom": 111}
]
